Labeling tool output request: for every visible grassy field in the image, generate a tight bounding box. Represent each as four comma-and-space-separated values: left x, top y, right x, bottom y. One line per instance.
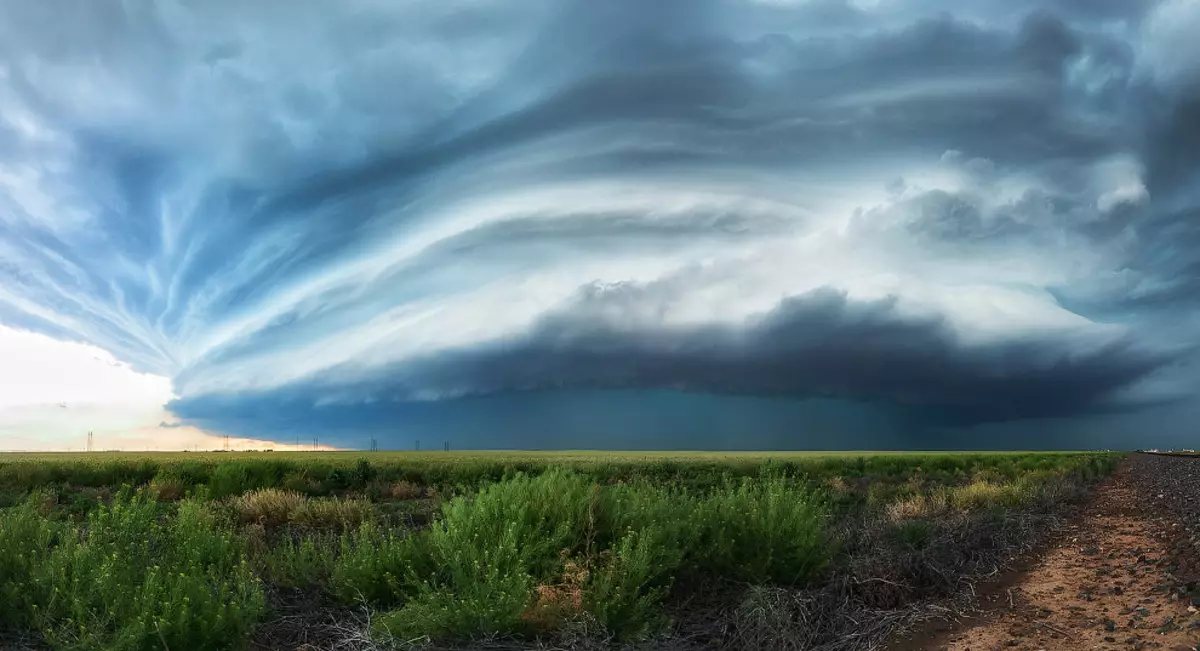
0, 450, 1122, 650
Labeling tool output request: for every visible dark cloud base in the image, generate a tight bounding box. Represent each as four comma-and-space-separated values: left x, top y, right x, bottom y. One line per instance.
295, 287, 1175, 425
170, 388, 1188, 452
170, 286, 1181, 450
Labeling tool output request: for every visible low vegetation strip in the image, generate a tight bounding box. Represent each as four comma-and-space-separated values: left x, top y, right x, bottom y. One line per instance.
0, 451, 1120, 650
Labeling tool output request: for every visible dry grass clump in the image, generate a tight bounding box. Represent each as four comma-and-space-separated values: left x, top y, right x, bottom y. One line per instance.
385, 481, 427, 500
885, 491, 949, 522
292, 497, 373, 530
825, 476, 850, 494
232, 489, 372, 529
233, 488, 307, 527
949, 480, 1024, 511
149, 474, 187, 502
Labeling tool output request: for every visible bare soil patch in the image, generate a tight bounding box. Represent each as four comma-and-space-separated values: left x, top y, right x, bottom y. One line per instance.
890, 461, 1200, 651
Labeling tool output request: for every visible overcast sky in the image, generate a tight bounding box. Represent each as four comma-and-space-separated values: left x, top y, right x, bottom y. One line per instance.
2, 0, 1199, 450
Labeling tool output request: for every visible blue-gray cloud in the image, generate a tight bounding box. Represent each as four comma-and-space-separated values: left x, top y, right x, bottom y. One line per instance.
2, 0, 1199, 448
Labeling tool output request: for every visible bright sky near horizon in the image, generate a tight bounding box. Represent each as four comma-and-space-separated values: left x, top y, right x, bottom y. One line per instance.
0, 324, 321, 450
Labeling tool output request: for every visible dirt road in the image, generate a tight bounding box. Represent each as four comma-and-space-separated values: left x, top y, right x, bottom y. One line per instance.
891, 460, 1200, 651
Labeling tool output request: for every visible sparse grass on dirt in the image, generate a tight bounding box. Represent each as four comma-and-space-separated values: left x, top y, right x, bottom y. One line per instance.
0, 450, 1120, 650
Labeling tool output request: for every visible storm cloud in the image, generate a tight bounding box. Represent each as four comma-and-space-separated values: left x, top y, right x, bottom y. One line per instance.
2, 0, 1199, 448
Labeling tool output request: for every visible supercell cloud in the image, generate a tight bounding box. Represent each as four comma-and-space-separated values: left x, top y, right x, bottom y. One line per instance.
1, 0, 1199, 449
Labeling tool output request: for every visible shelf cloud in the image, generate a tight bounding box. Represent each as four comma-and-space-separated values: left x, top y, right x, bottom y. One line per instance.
2, 0, 1198, 448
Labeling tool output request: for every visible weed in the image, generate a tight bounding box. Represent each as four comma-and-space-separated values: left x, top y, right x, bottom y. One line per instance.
0, 490, 264, 650
385, 480, 425, 500
583, 527, 672, 639
149, 472, 187, 501
264, 534, 339, 590
885, 492, 949, 522
291, 497, 373, 530
690, 477, 829, 585
232, 488, 306, 527
332, 521, 430, 606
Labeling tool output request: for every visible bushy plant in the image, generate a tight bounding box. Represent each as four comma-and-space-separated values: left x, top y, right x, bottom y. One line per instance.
0, 490, 264, 651
370, 470, 596, 639
373, 537, 534, 641
149, 472, 187, 501
291, 496, 373, 530
584, 526, 673, 639
332, 521, 430, 605
232, 488, 306, 526
690, 477, 829, 585
0, 498, 59, 629
264, 534, 338, 590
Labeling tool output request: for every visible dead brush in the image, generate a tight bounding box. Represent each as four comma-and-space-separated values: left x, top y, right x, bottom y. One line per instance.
149, 474, 186, 502
885, 491, 949, 522
522, 552, 590, 632
243, 521, 268, 556
723, 579, 946, 651
386, 481, 426, 500
233, 488, 307, 527
291, 497, 373, 530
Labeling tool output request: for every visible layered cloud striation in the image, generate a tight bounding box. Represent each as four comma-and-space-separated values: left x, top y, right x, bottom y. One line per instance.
2, 0, 1199, 448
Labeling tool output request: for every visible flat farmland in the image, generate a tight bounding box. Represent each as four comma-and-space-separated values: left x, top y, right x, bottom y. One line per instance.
0, 451, 1125, 650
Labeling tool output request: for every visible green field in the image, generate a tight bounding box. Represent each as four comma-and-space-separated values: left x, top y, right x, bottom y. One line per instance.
0, 450, 1122, 650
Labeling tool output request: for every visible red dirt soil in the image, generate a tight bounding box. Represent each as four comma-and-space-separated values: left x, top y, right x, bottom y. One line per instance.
889, 463, 1200, 651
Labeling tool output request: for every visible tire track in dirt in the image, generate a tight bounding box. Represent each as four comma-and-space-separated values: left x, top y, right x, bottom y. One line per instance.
890, 461, 1200, 651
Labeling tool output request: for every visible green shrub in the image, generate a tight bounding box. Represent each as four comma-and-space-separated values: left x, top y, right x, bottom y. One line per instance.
332, 521, 429, 605
430, 469, 594, 577
0, 499, 60, 629
583, 526, 673, 639
282, 470, 322, 495
373, 542, 533, 641
207, 461, 292, 498
370, 471, 596, 639
208, 464, 256, 499
264, 535, 338, 590
61, 488, 107, 520
0, 490, 264, 651
149, 472, 187, 501
690, 477, 829, 585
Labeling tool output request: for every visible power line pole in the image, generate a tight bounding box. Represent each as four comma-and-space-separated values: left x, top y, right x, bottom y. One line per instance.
370, 437, 378, 452
86, 431, 93, 453
223, 434, 230, 452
